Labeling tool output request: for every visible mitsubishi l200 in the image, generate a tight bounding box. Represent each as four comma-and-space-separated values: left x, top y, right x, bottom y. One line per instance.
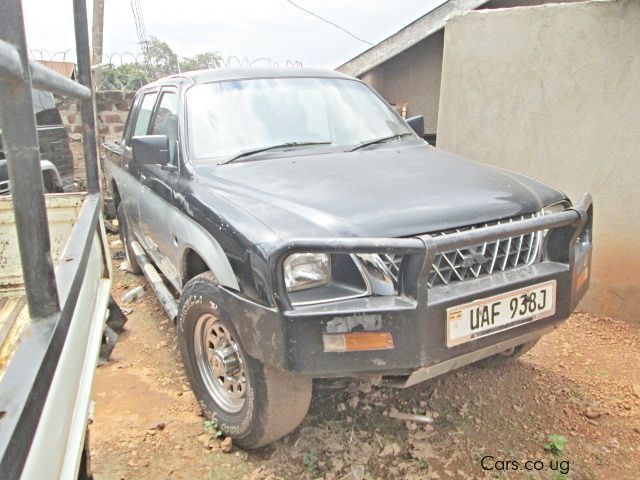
104, 68, 592, 448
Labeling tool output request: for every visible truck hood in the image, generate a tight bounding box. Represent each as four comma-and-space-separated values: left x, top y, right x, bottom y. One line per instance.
194, 143, 565, 239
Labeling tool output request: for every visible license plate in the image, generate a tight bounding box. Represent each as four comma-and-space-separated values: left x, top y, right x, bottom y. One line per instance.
446, 280, 556, 347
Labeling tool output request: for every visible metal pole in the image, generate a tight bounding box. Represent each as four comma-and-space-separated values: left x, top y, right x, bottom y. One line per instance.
0, 0, 60, 319
73, 0, 101, 194
91, 0, 105, 86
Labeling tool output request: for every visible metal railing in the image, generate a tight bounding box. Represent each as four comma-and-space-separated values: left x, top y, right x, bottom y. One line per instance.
0, 1, 103, 478
0, 0, 99, 320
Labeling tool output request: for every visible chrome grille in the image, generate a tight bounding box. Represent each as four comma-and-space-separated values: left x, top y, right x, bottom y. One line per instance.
382, 213, 543, 288
0, 180, 9, 195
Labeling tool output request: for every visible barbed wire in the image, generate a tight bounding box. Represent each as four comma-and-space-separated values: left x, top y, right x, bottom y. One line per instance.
31, 49, 304, 92
30, 49, 72, 62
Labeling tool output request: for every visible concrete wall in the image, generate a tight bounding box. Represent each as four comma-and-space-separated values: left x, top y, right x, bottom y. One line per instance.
437, 0, 640, 322
356, 0, 577, 135
360, 30, 444, 134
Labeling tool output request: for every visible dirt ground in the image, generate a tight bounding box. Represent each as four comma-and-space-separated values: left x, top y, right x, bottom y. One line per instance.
91, 235, 640, 480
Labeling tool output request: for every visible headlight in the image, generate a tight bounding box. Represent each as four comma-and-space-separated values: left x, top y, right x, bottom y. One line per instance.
284, 253, 331, 292
543, 201, 569, 216
542, 201, 570, 237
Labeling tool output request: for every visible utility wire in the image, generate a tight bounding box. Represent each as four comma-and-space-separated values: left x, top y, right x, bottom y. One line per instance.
282, 0, 373, 46
131, 0, 149, 63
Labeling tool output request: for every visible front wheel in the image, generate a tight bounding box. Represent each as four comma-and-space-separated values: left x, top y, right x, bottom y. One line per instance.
476, 338, 540, 367
177, 272, 312, 449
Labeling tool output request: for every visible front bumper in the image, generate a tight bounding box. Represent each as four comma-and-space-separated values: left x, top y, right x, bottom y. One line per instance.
222, 194, 593, 382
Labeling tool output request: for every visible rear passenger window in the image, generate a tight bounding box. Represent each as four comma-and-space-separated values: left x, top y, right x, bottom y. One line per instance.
131, 92, 158, 141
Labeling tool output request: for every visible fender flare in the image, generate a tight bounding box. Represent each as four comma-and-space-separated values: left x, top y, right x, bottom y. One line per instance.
39, 160, 63, 192
172, 208, 239, 291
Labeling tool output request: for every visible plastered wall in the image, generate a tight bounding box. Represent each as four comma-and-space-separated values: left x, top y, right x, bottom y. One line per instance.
437, 0, 640, 322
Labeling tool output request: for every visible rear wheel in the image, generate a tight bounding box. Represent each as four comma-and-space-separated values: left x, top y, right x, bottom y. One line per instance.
116, 203, 142, 275
476, 338, 540, 367
177, 272, 312, 449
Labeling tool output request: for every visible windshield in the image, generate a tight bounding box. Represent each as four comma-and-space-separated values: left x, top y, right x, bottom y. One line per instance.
186, 77, 413, 162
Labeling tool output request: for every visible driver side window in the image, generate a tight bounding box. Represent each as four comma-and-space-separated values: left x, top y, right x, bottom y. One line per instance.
150, 91, 179, 164
128, 92, 158, 145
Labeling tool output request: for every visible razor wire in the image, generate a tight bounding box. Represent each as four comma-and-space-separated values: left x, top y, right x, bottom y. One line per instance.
31, 49, 304, 92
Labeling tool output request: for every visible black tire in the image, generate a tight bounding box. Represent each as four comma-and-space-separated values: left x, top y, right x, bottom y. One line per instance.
177, 272, 312, 449
116, 203, 142, 275
476, 338, 540, 367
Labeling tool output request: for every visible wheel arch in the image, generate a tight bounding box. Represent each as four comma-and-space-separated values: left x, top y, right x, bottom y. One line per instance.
111, 178, 121, 208
39, 160, 63, 192
178, 241, 239, 292
171, 198, 241, 291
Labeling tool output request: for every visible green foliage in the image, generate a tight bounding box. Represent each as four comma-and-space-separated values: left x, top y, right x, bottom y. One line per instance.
544, 434, 567, 456
180, 52, 224, 72
143, 36, 179, 77
98, 36, 223, 91
203, 419, 223, 437
100, 63, 151, 91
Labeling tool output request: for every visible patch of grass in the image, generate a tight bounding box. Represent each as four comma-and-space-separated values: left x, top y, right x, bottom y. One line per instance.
303, 447, 320, 476
544, 434, 567, 456
203, 419, 223, 437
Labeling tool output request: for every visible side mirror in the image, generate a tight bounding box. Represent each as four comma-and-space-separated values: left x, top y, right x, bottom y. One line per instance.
132, 135, 169, 165
406, 115, 424, 138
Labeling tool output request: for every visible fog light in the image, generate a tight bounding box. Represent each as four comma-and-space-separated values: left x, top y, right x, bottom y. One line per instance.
322, 332, 394, 352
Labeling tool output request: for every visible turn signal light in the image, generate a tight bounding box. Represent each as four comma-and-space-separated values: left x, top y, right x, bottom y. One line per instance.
576, 265, 589, 291
322, 332, 394, 352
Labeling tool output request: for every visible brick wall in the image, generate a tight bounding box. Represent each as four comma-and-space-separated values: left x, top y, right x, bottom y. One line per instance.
56, 90, 134, 143
56, 91, 134, 183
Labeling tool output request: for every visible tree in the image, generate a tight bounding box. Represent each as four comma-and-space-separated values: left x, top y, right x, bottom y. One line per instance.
99, 62, 151, 91
142, 36, 179, 77
179, 52, 223, 72
96, 37, 224, 91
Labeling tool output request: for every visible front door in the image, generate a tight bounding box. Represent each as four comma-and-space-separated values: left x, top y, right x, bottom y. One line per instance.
123, 90, 159, 238
137, 88, 180, 286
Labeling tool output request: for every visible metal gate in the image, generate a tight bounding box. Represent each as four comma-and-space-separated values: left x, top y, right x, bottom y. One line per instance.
0, 0, 103, 477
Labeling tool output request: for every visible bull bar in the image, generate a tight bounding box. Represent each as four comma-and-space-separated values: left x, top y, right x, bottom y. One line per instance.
269, 193, 593, 312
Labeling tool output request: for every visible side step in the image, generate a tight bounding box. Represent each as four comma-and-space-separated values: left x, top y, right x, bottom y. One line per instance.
130, 240, 179, 322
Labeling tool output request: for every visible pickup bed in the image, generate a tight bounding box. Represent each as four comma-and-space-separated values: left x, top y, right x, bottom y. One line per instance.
105, 67, 593, 449
0, 193, 111, 478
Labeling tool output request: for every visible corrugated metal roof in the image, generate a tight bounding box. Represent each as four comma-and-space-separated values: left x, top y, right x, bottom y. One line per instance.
37, 60, 76, 80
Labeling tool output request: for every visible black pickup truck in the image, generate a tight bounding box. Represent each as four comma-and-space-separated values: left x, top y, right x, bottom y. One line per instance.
0, 89, 74, 194
104, 67, 592, 449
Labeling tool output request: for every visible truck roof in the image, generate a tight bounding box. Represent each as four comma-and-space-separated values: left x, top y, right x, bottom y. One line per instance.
150, 67, 355, 87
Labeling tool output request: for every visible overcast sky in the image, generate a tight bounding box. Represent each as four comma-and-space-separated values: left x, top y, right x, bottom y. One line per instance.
22, 0, 446, 69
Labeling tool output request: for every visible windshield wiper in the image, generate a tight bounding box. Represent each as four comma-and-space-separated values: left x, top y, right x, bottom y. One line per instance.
219, 141, 331, 165
347, 132, 413, 152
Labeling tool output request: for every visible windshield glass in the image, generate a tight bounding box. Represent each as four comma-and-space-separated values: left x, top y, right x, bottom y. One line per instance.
186, 77, 412, 162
